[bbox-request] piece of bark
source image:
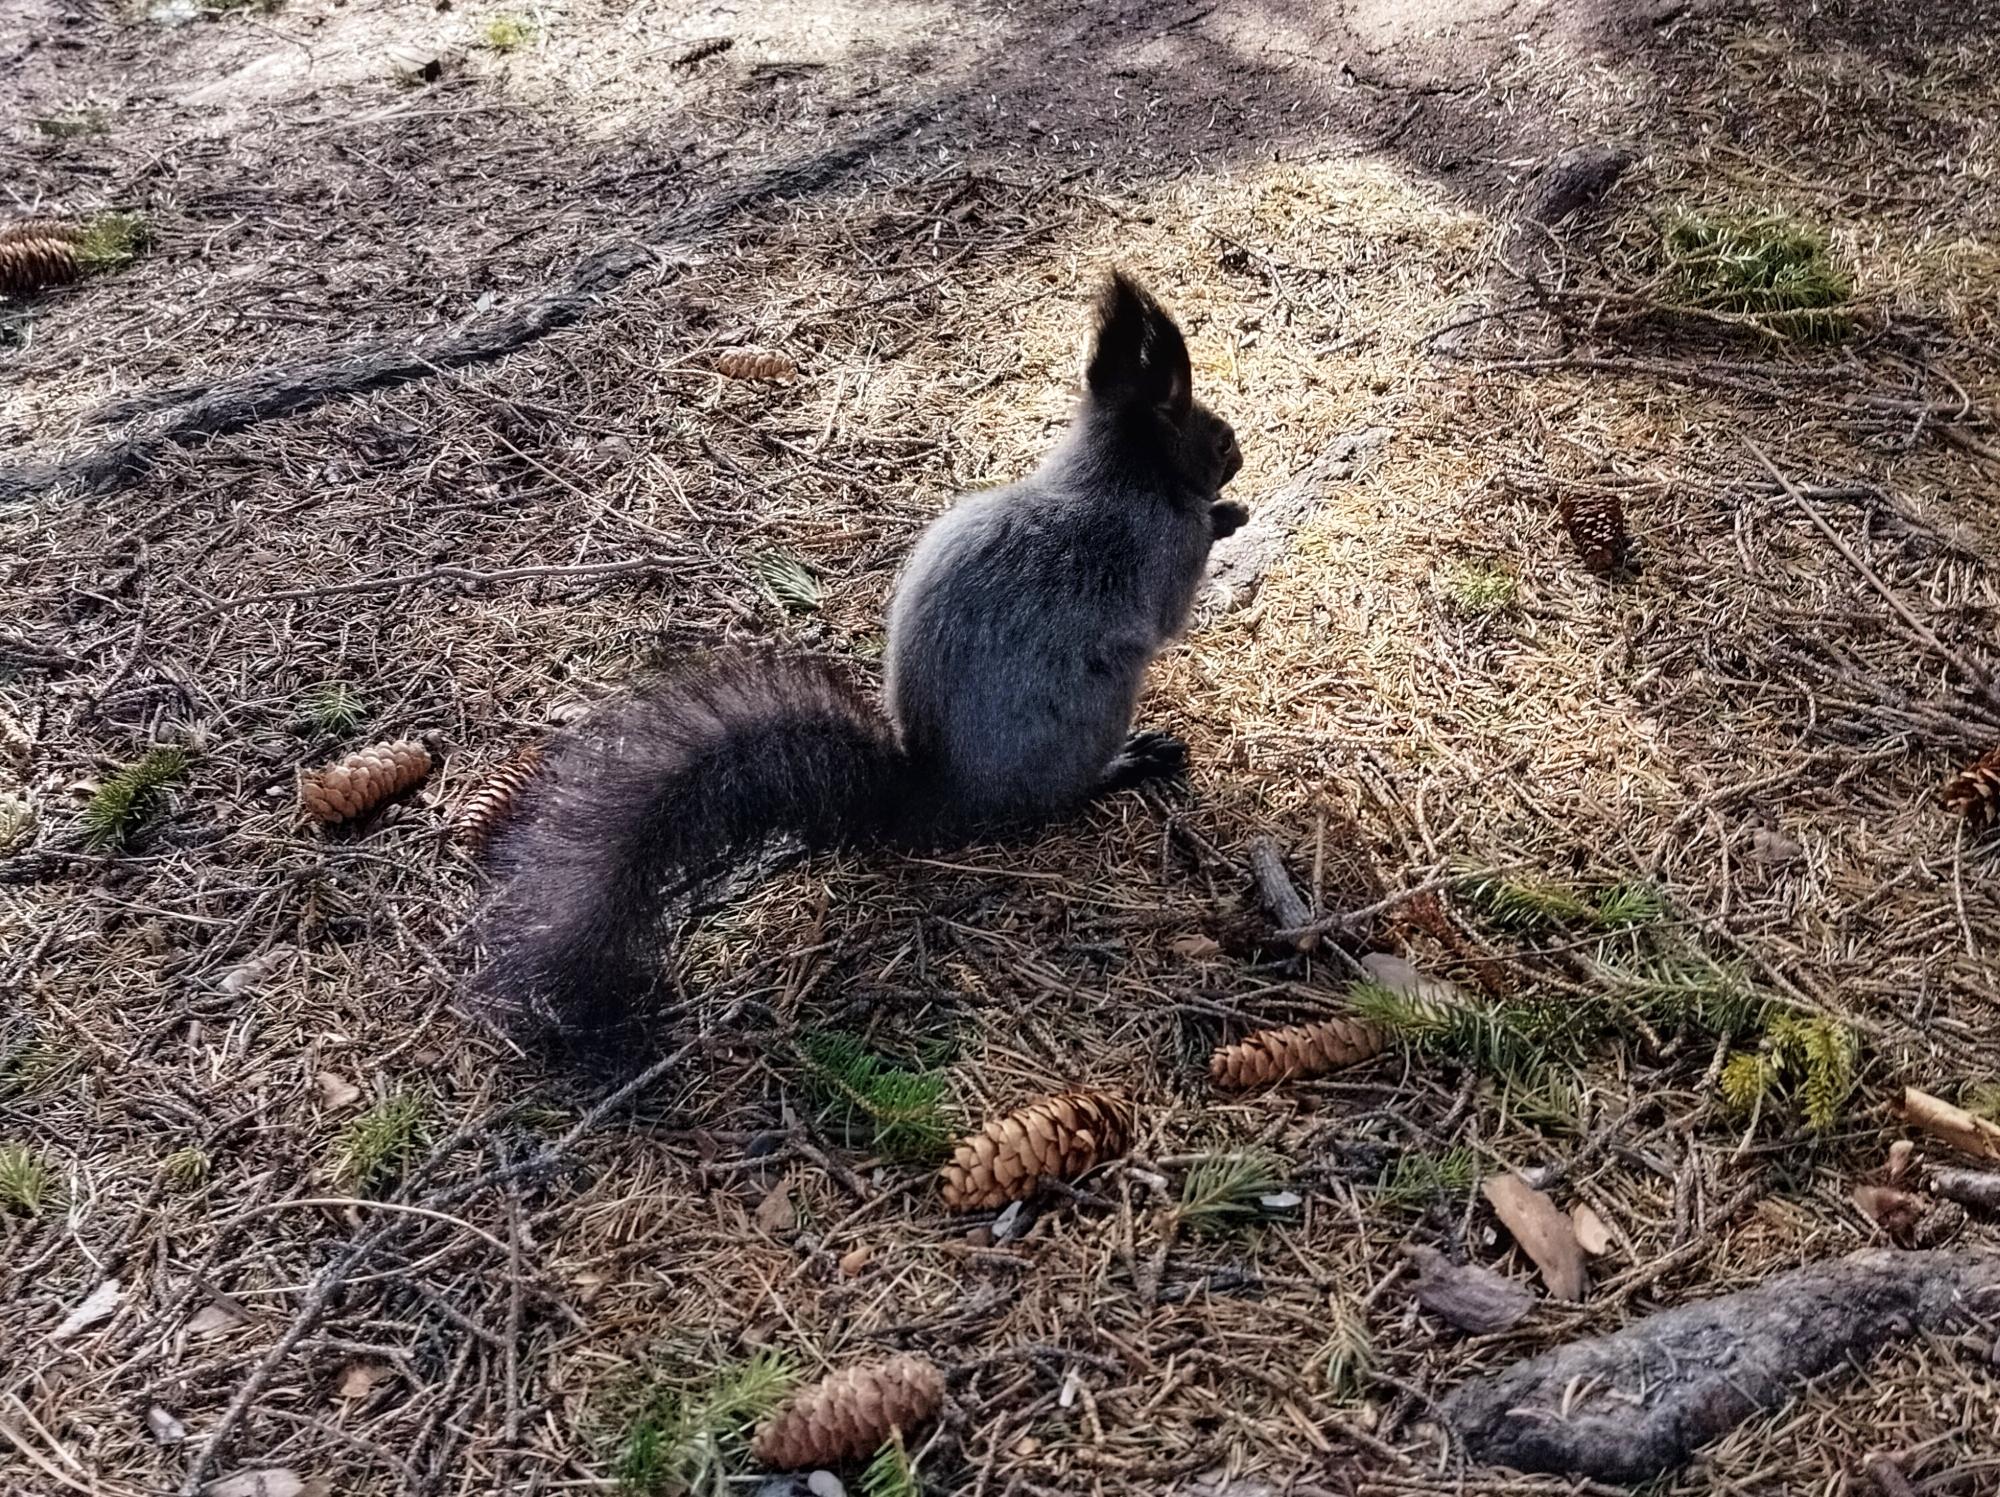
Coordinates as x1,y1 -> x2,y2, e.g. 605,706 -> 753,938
1403,1244 -> 1535,1334
1246,837 -> 1314,951
1901,1087 -> 2000,1162
1481,1172 -> 1588,1301
1198,428 -> 1390,615
1928,1165 -> 2000,1213
1441,1248 -> 2000,1482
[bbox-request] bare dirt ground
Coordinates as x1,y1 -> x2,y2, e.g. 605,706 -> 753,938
6,0 -> 2000,1493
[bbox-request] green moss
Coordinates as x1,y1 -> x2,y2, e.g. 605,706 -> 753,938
1664,210 -> 1854,340
82,745 -> 190,847
0,1143 -> 54,1215
332,1094 -> 427,1192
1441,559 -> 1518,614
482,13 -> 538,50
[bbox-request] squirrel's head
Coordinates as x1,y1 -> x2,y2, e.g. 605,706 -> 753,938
1083,271 -> 1242,498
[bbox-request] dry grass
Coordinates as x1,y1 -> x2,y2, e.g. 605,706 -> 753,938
4,0 -> 2000,1494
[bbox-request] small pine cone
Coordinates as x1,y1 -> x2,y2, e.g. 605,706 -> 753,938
752,1354 -> 945,1469
1208,1015 -> 1388,1089
1942,746 -> 2000,831
1558,491 -> 1630,575
300,738 -> 433,825
451,742 -> 543,852
673,35 -> 733,66
0,234 -> 83,297
714,349 -> 798,382
938,1090 -> 1136,1211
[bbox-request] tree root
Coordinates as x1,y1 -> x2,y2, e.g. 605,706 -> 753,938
1440,1248 -> 2000,1483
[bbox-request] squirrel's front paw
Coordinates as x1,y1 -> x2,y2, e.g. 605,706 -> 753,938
1210,500 -> 1250,540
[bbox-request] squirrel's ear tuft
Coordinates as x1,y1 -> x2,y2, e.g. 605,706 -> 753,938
1086,271 -> 1192,420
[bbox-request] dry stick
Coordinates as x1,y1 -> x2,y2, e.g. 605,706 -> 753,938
1277,871 -> 1458,941
1742,434 -> 2000,715
1246,836 -> 1315,951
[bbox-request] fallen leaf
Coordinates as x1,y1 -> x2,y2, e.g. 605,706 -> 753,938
384,43 -> 443,82
188,1300 -> 246,1338
1361,951 -> 1470,1008
220,946 -> 294,995
1902,1087 -> 2000,1163
837,1245 -> 871,1278
316,1071 -> 362,1110
1887,1139 -> 1916,1183
1170,933 -> 1222,960
1570,1202 -> 1613,1256
1482,1172 -> 1588,1301
336,1360 -> 394,1400
51,1278 -> 122,1343
991,1200 -> 1026,1243
146,1406 -> 187,1444
754,1178 -> 796,1235
1403,1243 -> 1535,1333
1854,1184 -> 1923,1241
1745,827 -> 1804,867
204,1471 -> 305,1497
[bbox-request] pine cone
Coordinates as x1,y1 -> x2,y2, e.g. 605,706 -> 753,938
1208,1015 -> 1388,1089
0,234 -> 82,297
300,738 -> 433,825
0,220 -> 84,247
1558,491 -> 1630,575
938,1090 -> 1135,1210
1942,746 -> 2000,831
714,349 -> 798,382
673,35 -> 733,66
752,1354 -> 945,1469
451,742 -> 543,851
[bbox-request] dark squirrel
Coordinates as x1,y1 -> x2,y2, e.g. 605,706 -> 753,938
476,272 -> 1246,1052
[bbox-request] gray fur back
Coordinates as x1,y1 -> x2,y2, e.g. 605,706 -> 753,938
884,428 -> 1215,822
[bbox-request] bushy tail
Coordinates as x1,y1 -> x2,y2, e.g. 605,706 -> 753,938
474,651 -> 912,1055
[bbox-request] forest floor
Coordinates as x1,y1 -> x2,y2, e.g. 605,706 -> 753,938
5,0 -> 2000,1493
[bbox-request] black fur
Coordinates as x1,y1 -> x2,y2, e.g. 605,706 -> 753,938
477,652 -> 909,1052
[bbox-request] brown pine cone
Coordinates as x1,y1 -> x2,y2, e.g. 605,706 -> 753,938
300,738 -> 433,825
714,349 -> 798,382
1942,746 -> 2000,831
0,220 -> 84,246
1208,1015 -> 1388,1089
451,742 -> 543,852
0,234 -> 83,297
751,1354 -> 945,1469
1558,491 -> 1630,575
938,1090 -> 1135,1211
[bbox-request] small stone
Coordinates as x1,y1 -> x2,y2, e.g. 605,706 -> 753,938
806,1473 -> 846,1497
